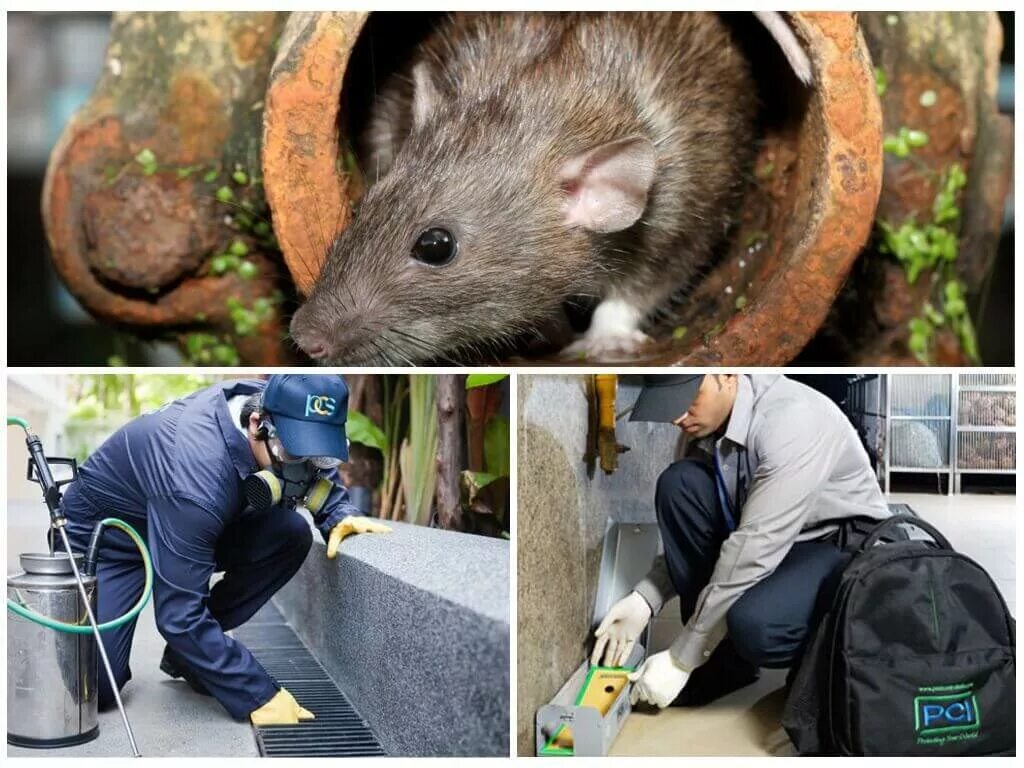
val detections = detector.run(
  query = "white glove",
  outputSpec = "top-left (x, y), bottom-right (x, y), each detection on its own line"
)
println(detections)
top-left (628, 650), bottom-right (691, 709)
top-left (591, 591), bottom-right (652, 667)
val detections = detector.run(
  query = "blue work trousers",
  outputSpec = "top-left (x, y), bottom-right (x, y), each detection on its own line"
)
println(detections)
top-left (62, 497), bottom-right (312, 710)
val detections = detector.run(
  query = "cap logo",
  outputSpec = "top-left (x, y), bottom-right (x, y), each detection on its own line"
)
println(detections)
top-left (305, 394), bottom-right (337, 417)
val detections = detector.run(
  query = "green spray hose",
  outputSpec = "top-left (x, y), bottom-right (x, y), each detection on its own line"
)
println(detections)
top-left (7, 518), bottom-right (153, 633)
top-left (6, 416), bottom-right (154, 633)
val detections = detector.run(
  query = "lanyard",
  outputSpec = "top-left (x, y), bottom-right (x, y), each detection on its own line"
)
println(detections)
top-left (713, 447), bottom-right (738, 532)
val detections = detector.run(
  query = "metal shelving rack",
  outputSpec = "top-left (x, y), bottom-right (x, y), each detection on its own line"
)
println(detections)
top-left (845, 374), bottom-right (884, 481)
top-left (884, 374), bottom-right (955, 495)
top-left (953, 373), bottom-right (1016, 492)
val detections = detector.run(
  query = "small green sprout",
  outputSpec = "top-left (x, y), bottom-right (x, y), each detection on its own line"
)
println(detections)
top-left (702, 322), bottom-right (724, 347)
top-left (883, 127), bottom-right (929, 158)
top-left (134, 148), bottom-right (158, 176)
top-left (237, 260), bottom-right (258, 280)
top-left (905, 129), bottom-right (929, 148)
top-left (744, 231), bottom-right (769, 250)
top-left (874, 67), bottom-right (888, 97)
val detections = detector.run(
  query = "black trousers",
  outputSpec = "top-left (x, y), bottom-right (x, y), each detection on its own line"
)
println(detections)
top-left (655, 459), bottom-right (850, 669)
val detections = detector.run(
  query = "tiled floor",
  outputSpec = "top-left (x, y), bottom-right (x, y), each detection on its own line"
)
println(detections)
top-left (610, 492), bottom-right (1016, 756)
top-left (889, 492), bottom-right (1016, 613)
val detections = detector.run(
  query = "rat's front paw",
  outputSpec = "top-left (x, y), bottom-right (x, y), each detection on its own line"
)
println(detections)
top-left (562, 328), bottom-right (651, 361)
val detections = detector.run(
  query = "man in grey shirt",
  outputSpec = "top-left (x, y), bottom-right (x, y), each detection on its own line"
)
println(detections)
top-left (592, 374), bottom-right (890, 708)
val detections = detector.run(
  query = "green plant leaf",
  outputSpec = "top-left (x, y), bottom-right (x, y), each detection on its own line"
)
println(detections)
top-left (905, 129), bottom-right (929, 148)
top-left (466, 373), bottom-right (508, 389)
top-left (346, 410), bottom-right (389, 454)
top-left (483, 415), bottom-right (510, 478)
top-left (466, 471), bottom-right (501, 490)
top-left (237, 260), bottom-right (258, 280)
top-left (874, 67), bottom-right (888, 97)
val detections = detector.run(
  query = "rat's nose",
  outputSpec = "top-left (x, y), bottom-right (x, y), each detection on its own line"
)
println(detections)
top-left (289, 309), bottom-right (333, 361)
top-left (305, 342), bottom-right (328, 360)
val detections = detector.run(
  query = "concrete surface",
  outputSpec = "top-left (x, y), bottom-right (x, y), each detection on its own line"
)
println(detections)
top-left (516, 375), bottom-right (678, 755)
top-left (274, 519), bottom-right (510, 757)
top-left (6, 501), bottom-right (258, 758)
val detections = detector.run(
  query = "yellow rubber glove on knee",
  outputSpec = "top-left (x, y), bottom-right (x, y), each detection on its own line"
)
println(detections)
top-left (250, 688), bottom-right (315, 725)
top-left (326, 516), bottom-right (391, 559)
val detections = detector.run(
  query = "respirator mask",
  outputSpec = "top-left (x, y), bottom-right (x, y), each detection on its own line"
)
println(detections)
top-left (244, 417), bottom-right (341, 513)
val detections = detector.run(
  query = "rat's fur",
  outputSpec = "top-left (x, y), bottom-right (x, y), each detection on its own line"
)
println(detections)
top-left (290, 12), bottom-right (758, 364)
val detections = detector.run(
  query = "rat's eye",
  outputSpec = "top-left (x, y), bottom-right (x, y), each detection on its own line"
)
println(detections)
top-left (411, 227), bottom-right (457, 266)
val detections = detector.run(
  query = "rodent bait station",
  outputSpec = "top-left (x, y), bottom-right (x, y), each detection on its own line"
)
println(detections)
top-left (536, 522), bottom-right (660, 757)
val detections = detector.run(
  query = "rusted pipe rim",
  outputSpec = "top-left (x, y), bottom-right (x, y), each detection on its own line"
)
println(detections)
top-left (263, 12), bottom-right (882, 364)
top-left (263, 12), bottom-right (367, 297)
top-left (41, 12), bottom-right (295, 364)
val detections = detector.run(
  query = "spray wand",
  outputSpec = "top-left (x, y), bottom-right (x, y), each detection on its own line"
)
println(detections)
top-left (7, 417), bottom-right (145, 757)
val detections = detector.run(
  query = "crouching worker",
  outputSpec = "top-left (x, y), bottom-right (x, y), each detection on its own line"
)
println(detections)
top-left (592, 374), bottom-right (890, 709)
top-left (59, 374), bottom-right (390, 724)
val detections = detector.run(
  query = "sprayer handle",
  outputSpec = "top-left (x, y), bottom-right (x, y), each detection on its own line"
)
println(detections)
top-left (25, 433), bottom-right (64, 522)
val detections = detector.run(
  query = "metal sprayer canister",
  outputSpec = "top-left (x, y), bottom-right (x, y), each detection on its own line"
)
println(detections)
top-left (7, 552), bottom-right (99, 748)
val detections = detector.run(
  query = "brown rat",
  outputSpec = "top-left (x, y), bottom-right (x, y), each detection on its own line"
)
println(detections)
top-left (289, 12), bottom-right (810, 364)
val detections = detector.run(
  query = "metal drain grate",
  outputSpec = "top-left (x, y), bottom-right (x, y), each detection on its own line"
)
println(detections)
top-left (232, 623), bottom-right (306, 649)
top-left (234, 607), bottom-right (386, 757)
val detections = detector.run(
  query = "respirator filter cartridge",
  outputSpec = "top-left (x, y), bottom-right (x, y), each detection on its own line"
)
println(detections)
top-left (304, 477), bottom-right (333, 514)
top-left (245, 469), bottom-right (283, 512)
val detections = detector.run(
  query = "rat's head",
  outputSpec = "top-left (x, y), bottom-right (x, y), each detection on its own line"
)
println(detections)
top-left (290, 61), bottom-right (658, 364)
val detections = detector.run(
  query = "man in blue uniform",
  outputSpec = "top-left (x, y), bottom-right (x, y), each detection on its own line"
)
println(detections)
top-left (60, 374), bottom-right (389, 725)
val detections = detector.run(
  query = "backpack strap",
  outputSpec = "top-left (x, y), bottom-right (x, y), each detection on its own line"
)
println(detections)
top-left (859, 513), bottom-right (952, 552)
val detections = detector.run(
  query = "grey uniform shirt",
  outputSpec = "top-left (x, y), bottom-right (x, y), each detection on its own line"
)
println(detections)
top-left (634, 374), bottom-right (890, 671)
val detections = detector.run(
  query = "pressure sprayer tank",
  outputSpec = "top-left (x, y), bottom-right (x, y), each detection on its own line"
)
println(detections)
top-left (7, 552), bottom-right (99, 748)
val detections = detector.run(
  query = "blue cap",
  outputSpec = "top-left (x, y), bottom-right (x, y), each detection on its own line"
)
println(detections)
top-left (262, 374), bottom-right (349, 460)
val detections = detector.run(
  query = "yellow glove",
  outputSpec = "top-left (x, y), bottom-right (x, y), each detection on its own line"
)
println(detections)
top-left (250, 688), bottom-right (315, 726)
top-left (326, 516), bottom-right (391, 559)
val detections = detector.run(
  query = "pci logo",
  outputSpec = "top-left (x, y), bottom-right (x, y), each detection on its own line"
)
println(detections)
top-left (914, 684), bottom-right (980, 745)
top-left (305, 394), bottom-right (337, 418)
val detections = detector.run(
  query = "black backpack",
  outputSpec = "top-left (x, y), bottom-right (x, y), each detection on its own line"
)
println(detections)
top-left (783, 514), bottom-right (1015, 756)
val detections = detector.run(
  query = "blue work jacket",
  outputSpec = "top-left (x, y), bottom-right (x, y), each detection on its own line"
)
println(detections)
top-left (63, 379), bottom-right (356, 718)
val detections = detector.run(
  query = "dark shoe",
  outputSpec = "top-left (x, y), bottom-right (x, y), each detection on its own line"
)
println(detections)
top-left (159, 645), bottom-right (213, 697)
top-left (670, 638), bottom-right (760, 707)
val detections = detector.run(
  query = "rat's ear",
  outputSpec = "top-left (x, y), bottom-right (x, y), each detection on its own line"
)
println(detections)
top-left (411, 61), bottom-right (441, 128)
top-left (558, 136), bottom-right (657, 233)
